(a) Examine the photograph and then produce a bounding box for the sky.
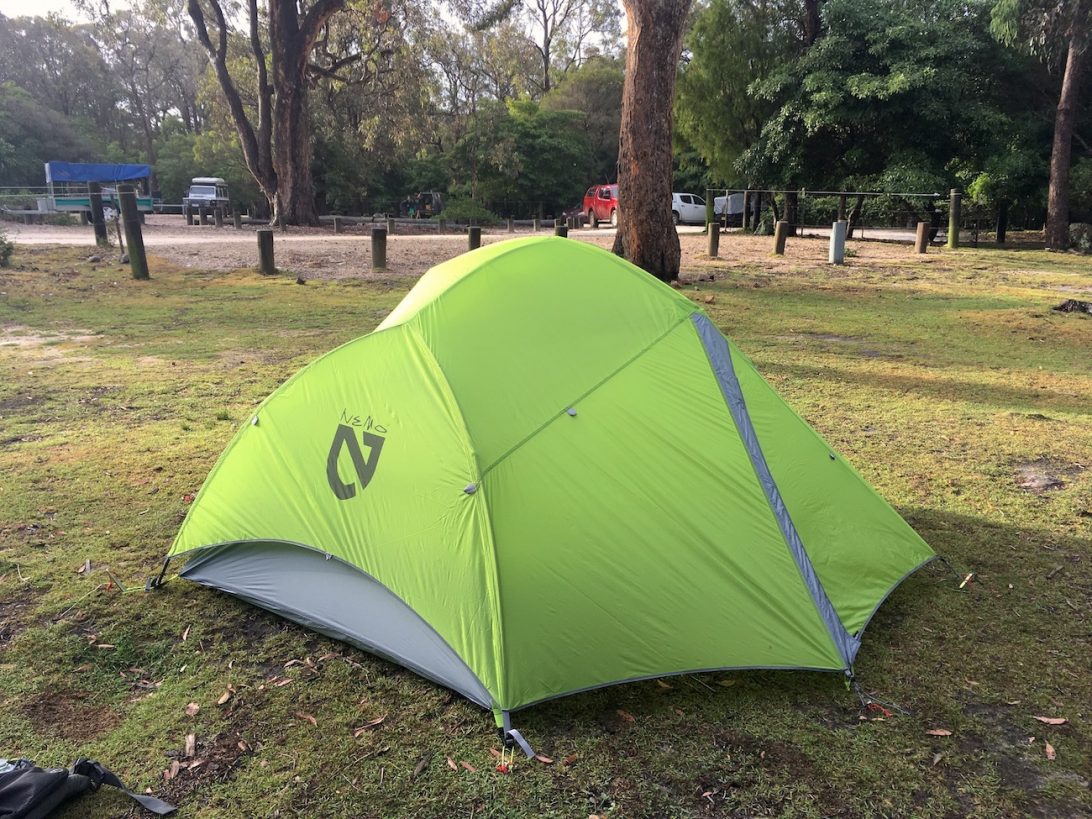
[0,0,95,19]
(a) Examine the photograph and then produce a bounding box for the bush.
[435,198,500,225]
[43,213,78,226]
[0,227,13,267]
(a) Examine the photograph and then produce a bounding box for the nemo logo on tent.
[326,424,385,500]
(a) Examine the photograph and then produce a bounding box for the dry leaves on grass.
[1045,741,1056,760]
[184,734,196,757]
[617,709,636,723]
[459,760,477,772]
[295,711,318,726]
[446,757,457,771]
[534,754,554,764]
[925,728,953,737]
[185,702,199,717]
[217,686,236,706]
[352,715,386,737]
[1034,716,1067,725]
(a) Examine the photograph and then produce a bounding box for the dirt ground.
[5,214,970,282]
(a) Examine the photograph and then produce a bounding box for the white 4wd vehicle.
[183,177,231,217]
[671,192,707,225]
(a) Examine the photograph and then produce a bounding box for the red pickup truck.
[582,184,619,228]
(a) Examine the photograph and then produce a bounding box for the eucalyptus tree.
[992,0,1092,247]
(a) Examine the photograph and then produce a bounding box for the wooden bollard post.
[707,220,720,257]
[214,206,224,227]
[88,182,109,247]
[555,224,568,237]
[947,188,961,249]
[371,226,387,270]
[773,220,789,254]
[233,210,242,229]
[705,188,715,234]
[532,218,540,232]
[915,221,929,254]
[468,226,481,250]
[828,220,847,264]
[333,216,343,234]
[438,218,448,232]
[386,217,394,234]
[185,208,194,226]
[118,185,148,279]
[507,217,514,233]
[257,229,275,275]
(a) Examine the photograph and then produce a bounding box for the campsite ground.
[0,225,1089,818]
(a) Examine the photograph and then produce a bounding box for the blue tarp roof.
[45,162,151,183]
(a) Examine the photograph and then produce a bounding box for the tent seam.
[404,324,508,710]
[691,314,857,669]
[479,310,698,478]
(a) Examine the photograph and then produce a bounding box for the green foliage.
[0,225,12,267]
[676,0,801,186]
[448,99,590,216]
[542,57,624,183]
[0,83,98,186]
[1071,158,1092,221]
[735,0,1044,209]
[435,197,500,224]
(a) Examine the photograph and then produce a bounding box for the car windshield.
[190,186,216,196]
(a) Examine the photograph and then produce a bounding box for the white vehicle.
[671,192,707,225]
[183,177,231,218]
[714,193,745,226]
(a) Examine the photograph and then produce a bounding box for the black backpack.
[0,757,175,818]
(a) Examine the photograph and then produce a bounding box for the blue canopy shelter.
[43,162,153,213]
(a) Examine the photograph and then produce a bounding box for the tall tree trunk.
[612,0,692,282]
[269,0,319,227]
[1045,23,1088,249]
[803,0,823,45]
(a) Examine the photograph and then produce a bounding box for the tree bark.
[612,0,692,281]
[1045,22,1088,249]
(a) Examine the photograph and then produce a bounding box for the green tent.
[166,236,934,748]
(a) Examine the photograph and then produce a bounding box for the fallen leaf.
[534,754,554,764]
[446,757,457,771]
[932,752,943,766]
[182,493,195,504]
[1034,716,1067,726]
[76,559,91,574]
[185,702,200,717]
[295,711,317,726]
[74,663,93,672]
[184,733,196,757]
[95,644,116,650]
[488,748,501,758]
[702,790,714,798]
[180,625,190,642]
[617,709,636,723]
[656,679,672,690]
[563,754,578,766]
[237,740,250,752]
[1045,741,1056,761]
[352,717,386,737]
[673,708,685,717]
[165,760,180,780]
[460,760,477,772]
[188,759,205,770]
[217,688,233,706]
[926,729,953,737]
[411,752,431,779]
[717,679,736,688]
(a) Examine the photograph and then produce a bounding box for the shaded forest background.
[1,0,1089,225]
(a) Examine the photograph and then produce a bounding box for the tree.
[992,0,1092,248]
[675,0,800,186]
[612,0,693,281]
[542,56,623,182]
[186,0,402,225]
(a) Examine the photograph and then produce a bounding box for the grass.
[0,240,1089,818]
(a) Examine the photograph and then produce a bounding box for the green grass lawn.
[1,241,1089,818]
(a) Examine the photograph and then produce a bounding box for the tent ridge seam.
[479,310,697,479]
[404,324,508,708]
[691,313,858,668]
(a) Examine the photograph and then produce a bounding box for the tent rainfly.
[163,237,935,753]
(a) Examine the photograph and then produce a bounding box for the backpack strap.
[70,759,176,815]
